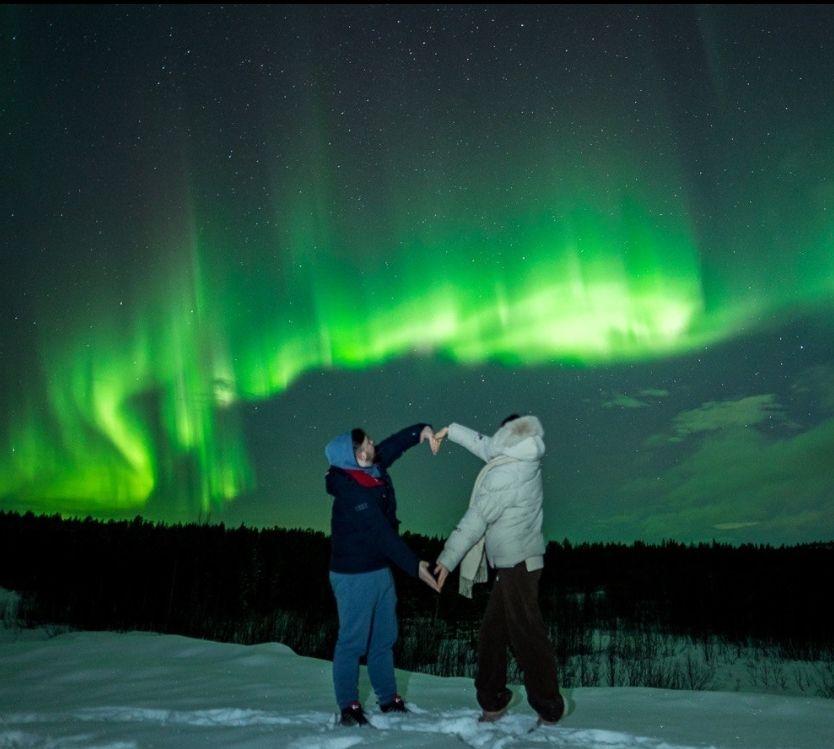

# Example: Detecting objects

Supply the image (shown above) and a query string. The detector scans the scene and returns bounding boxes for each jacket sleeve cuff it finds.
[437,547,461,573]
[448,423,466,444]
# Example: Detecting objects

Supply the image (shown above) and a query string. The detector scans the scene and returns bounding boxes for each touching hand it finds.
[420,426,442,455]
[434,562,450,591]
[419,560,441,593]
[430,433,442,454]
[428,425,449,455]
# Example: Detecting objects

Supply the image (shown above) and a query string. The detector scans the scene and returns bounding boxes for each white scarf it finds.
[458,456,514,598]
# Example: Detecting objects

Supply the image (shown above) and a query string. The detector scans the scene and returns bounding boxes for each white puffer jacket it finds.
[437,416,546,572]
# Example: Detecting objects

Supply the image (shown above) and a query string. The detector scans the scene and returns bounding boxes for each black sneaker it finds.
[379,694,408,713]
[339,701,370,726]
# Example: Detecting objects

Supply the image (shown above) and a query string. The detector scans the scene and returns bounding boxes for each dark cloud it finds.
[646,394,787,446]
[639,389,670,398]
[602,393,650,409]
[604,415,834,543]
[601,388,669,409]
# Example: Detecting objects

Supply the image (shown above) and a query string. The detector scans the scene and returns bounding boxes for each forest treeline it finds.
[1,511,832,669]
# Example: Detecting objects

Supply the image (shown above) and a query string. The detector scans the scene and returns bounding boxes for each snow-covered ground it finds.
[2,628,833,749]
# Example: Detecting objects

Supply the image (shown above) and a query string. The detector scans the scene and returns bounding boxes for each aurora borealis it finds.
[2,5,833,543]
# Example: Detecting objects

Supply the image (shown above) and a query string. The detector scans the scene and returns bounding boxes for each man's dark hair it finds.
[351,428,367,452]
[500,413,521,427]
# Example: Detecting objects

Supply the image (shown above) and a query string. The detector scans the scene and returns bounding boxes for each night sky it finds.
[2,5,833,544]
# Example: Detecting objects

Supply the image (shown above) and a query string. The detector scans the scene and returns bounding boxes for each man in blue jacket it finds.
[325,423,440,727]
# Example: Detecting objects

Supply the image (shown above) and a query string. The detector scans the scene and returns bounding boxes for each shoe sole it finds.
[478,706,510,723]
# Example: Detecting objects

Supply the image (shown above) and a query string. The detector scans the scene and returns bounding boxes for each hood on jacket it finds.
[325,433,359,470]
[325,432,381,477]
[490,415,545,461]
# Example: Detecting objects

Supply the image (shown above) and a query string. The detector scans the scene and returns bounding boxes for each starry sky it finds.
[2,5,833,544]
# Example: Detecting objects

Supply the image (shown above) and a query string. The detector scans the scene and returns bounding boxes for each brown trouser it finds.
[475,562,564,722]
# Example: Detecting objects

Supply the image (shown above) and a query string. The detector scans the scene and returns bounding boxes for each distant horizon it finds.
[4,508,833,550]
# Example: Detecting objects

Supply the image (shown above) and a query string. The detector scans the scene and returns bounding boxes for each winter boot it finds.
[477,688,513,723]
[534,695,566,728]
[379,694,409,713]
[339,701,370,726]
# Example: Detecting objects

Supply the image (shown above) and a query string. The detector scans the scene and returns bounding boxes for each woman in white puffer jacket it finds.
[436,415,547,576]
[434,414,564,727]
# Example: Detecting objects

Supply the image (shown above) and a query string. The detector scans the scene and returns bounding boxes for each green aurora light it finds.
[3,5,834,523]
[4,171,831,516]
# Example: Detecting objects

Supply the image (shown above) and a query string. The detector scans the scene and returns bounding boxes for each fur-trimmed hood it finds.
[490,415,545,461]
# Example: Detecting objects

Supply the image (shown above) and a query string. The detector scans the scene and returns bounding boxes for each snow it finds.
[1,629,833,749]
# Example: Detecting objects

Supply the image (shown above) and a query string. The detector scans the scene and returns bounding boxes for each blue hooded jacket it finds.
[325,424,428,576]
[324,432,381,478]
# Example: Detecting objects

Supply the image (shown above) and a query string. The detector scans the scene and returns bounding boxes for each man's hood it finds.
[490,415,545,461]
[325,432,360,470]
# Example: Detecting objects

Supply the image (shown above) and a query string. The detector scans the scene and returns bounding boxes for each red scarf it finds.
[345,469,384,488]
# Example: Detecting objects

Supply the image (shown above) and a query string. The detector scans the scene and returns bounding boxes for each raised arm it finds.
[444,422,494,463]
[375,423,431,469]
